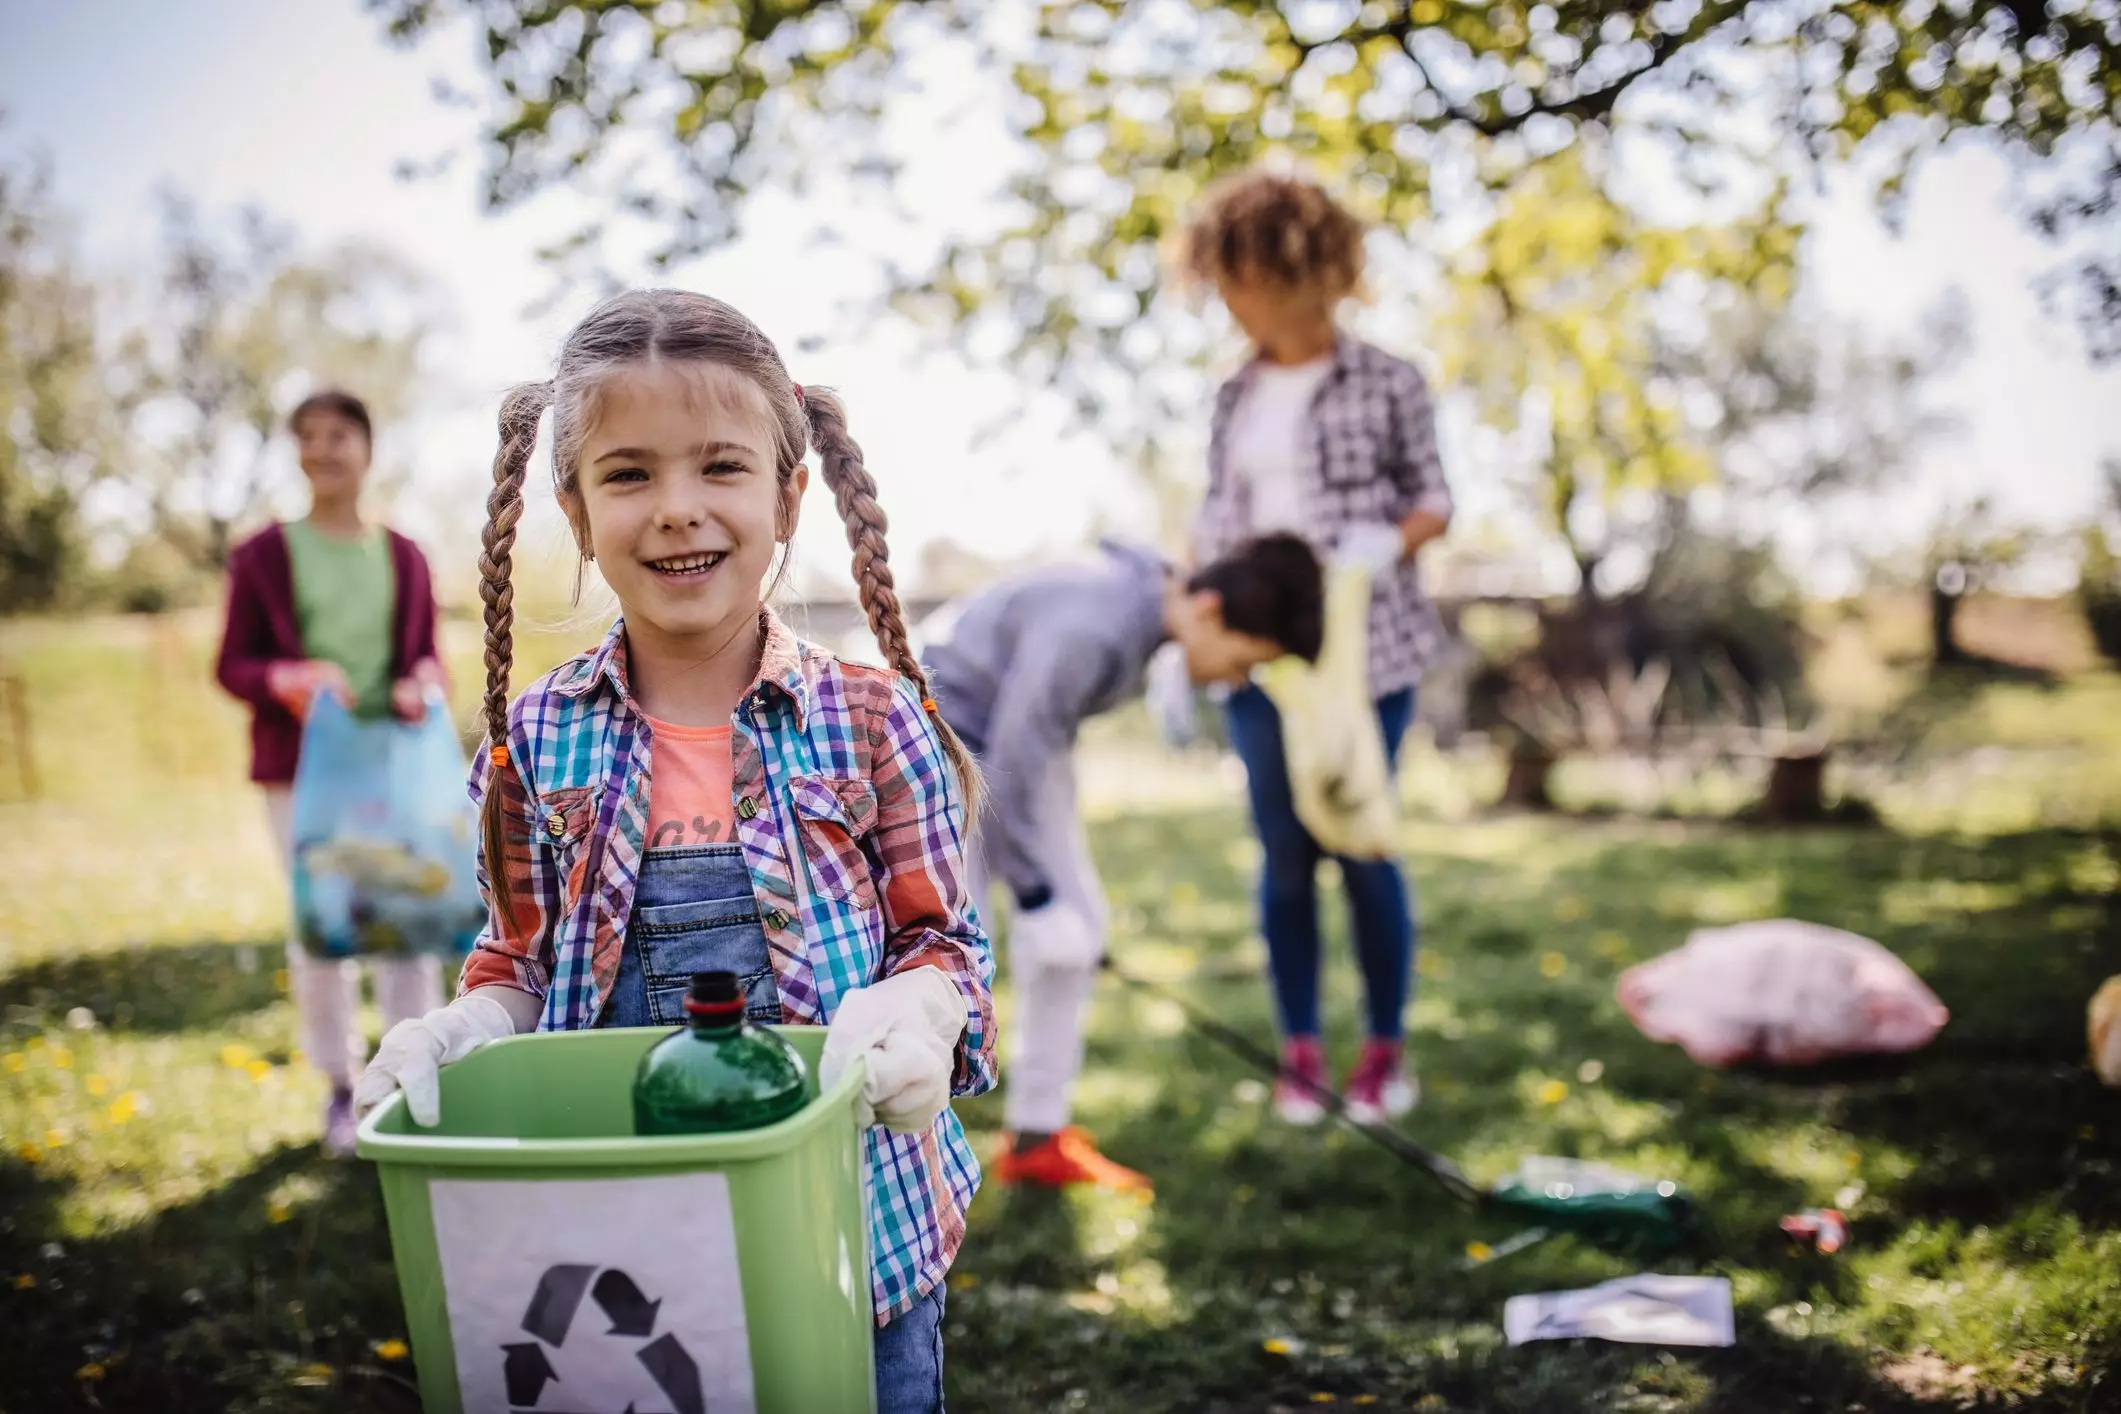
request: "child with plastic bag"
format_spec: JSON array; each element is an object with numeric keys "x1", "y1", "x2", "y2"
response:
[{"x1": 214, "y1": 390, "x2": 450, "y2": 1156}]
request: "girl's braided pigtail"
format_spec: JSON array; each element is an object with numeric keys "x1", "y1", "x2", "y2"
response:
[
  {"x1": 478, "y1": 380, "x2": 554, "y2": 934},
  {"x1": 803, "y1": 386, "x2": 982, "y2": 816}
]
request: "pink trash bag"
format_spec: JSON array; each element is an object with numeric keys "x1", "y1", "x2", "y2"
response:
[{"x1": 1616, "y1": 920, "x2": 1948, "y2": 1067}]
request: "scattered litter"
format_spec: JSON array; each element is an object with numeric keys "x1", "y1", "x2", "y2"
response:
[
  {"x1": 2091, "y1": 975, "x2": 2121, "y2": 1088},
  {"x1": 1503, "y1": 1274, "x2": 1735, "y2": 1348},
  {"x1": 1616, "y1": 919, "x2": 1948, "y2": 1067},
  {"x1": 1779, "y1": 1208, "x2": 1850, "y2": 1254},
  {"x1": 1458, "y1": 1227, "x2": 1553, "y2": 1270}
]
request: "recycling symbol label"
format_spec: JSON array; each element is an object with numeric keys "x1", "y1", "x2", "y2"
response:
[
  {"x1": 428, "y1": 1173, "x2": 757, "y2": 1414},
  {"x1": 503, "y1": 1265, "x2": 703, "y2": 1412}
]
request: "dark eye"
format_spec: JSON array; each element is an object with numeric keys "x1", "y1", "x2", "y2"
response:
[
  {"x1": 604, "y1": 466, "x2": 649, "y2": 484},
  {"x1": 705, "y1": 459, "x2": 749, "y2": 478}
]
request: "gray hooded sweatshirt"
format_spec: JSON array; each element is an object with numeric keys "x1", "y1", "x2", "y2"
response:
[{"x1": 922, "y1": 541, "x2": 1170, "y2": 903}]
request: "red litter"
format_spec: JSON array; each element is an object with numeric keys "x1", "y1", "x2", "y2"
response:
[{"x1": 1780, "y1": 1208, "x2": 1849, "y2": 1254}]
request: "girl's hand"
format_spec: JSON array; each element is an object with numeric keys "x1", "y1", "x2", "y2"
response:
[
  {"x1": 820, "y1": 968, "x2": 968, "y2": 1133},
  {"x1": 352, "y1": 992, "x2": 521, "y2": 1128},
  {"x1": 267, "y1": 660, "x2": 353, "y2": 719}
]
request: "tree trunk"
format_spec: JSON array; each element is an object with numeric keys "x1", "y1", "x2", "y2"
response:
[
  {"x1": 1501, "y1": 747, "x2": 1557, "y2": 811},
  {"x1": 1930, "y1": 581, "x2": 1966, "y2": 666},
  {"x1": 1761, "y1": 749, "x2": 1828, "y2": 824}
]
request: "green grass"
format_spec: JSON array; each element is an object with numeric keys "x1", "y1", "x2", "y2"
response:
[{"x1": 2, "y1": 614, "x2": 2119, "y2": 1411}]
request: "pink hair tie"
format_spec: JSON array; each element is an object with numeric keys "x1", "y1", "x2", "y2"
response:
[{"x1": 793, "y1": 382, "x2": 805, "y2": 405}]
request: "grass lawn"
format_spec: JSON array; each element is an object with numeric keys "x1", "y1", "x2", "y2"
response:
[{"x1": 2, "y1": 614, "x2": 2118, "y2": 1412}]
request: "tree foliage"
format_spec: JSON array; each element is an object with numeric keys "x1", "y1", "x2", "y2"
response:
[
  {"x1": 374, "y1": 0, "x2": 2121, "y2": 366},
  {"x1": 118, "y1": 196, "x2": 434, "y2": 575},
  {"x1": 0, "y1": 151, "x2": 121, "y2": 613}
]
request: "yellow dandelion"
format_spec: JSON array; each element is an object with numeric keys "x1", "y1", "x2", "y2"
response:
[
  {"x1": 1553, "y1": 896, "x2": 1588, "y2": 923},
  {"x1": 1355, "y1": 1399, "x2": 1380, "y2": 1408},
  {"x1": 14, "y1": 1273, "x2": 36, "y2": 1289},
  {"x1": 1311, "y1": 1396, "x2": 1339, "y2": 1405},
  {"x1": 246, "y1": 1060, "x2": 272, "y2": 1082},
  {"x1": 372, "y1": 1339, "x2": 410, "y2": 1361},
  {"x1": 1538, "y1": 952, "x2": 1568, "y2": 980},
  {"x1": 76, "y1": 1362, "x2": 106, "y2": 1382},
  {"x1": 220, "y1": 1044, "x2": 253, "y2": 1069},
  {"x1": 1535, "y1": 1079, "x2": 1569, "y2": 1106},
  {"x1": 26, "y1": 1036, "x2": 45, "y2": 1051},
  {"x1": 109, "y1": 1094, "x2": 138, "y2": 1125},
  {"x1": 267, "y1": 1201, "x2": 292, "y2": 1224},
  {"x1": 949, "y1": 1273, "x2": 981, "y2": 1291},
  {"x1": 1592, "y1": 930, "x2": 1629, "y2": 958},
  {"x1": 3, "y1": 1053, "x2": 23, "y2": 1074},
  {"x1": 43, "y1": 1129, "x2": 67, "y2": 1148},
  {"x1": 291, "y1": 1361, "x2": 334, "y2": 1387},
  {"x1": 50, "y1": 1047, "x2": 73, "y2": 1070},
  {"x1": 86, "y1": 1075, "x2": 110, "y2": 1097},
  {"x1": 1262, "y1": 1338, "x2": 1294, "y2": 1356},
  {"x1": 274, "y1": 968, "x2": 292, "y2": 995},
  {"x1": 17, "y1": 1143, "x2": 41, "y2": 1164}
]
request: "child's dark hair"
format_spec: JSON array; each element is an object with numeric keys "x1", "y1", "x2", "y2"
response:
[
  {"x1": 1188, "y1": 533, "x2": 1326, "y2": 663},
  {"x1": 1174, "y1": 169, "x2": 1365, "y2": 298},
  {"x1": 476, "y1": 291, "x2": 980, "y2": 926},
  {"x1": 288, "y1": 389, "x2": 373, "y2": 445}
]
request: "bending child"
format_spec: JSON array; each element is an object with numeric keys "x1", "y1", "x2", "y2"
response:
[
  {"x1": 352, "y1": 290, "x2": 995, "y2": 1414},
  {"x1": 925, "y1": 534, "x2": 1323, "y2": 1190}
]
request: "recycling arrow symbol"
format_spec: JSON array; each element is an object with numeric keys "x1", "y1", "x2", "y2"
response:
[{"x1": 503, "y1": 1263, "x2": 705, "y2": 1413}]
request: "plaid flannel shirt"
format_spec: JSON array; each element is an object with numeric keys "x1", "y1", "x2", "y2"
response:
[
  {"x1": 459, "y1": 611, "x2": 997, "y2": 1324},
  {"x1": 1195, "y1": 335, "x2": 1455, "y2": 695}
]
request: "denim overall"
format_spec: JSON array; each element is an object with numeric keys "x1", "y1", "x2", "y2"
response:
[
  {"x1": 604, "y1": 844, "x2": 779, "y2": 1028},
  {"x1": 603, "y1": 841, "x2": 948, "y2": 1412}
]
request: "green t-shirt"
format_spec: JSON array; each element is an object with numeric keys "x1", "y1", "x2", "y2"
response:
[{"x1": 284, "y1": 519, "x2": 396, "y2": 717}]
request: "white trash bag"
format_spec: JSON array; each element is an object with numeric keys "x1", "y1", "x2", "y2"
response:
[{"x1": 1616, "y1": 919, "x2": 1948, "y2": 1067}]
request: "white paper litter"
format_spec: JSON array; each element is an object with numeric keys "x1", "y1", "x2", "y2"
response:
[{"x1": 1503, "y1": 1274, "x2": 1735, "y2": 1348}]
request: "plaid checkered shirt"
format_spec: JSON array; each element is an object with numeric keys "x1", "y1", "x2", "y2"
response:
[
  {"x1": 1194, "y1": 335, "x2": 1456, "y2": 695},
  {"x1": 459, "y1": 611, "x2": 997, "y2": 1324}
]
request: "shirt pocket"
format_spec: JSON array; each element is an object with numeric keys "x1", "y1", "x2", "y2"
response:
[
  {"x1": 530, "y1": 784, "x2": 599, "y2": 902},
  {"x1": 1312, "y1": 392, "x2": 1396, "y2": 493},
  {"x1": 788, "y1": 772, "x2": 880, "y2": 911}
]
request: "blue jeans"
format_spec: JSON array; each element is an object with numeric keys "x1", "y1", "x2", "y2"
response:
[
  {"x1": 874, "y1": 1283, "x2": 947, "y2": 1413},
  {"x1": 1224, "y1": 685, "x2": 1418, "y2": 1041}
]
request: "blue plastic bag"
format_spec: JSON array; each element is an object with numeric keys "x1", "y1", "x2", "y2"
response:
[{"x1": 290, "y1": 691, "x2": 484, "y2": 960}]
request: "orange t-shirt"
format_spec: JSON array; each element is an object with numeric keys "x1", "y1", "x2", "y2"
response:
[{"x1": 643, "y1": 716, "x2": 737, "y2": 850}]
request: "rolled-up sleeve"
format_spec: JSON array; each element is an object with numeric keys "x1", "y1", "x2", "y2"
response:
[
  {"x1": 457, "y1": 709, "x2": 560, "y2": 1002},
  {"x1": 868, "y1": 678, "x2": 998, "y2": 1098}
]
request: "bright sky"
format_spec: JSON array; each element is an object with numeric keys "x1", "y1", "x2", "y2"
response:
[{"x1": 4, "y1": 0, "x2": 2115, "y2": 599}]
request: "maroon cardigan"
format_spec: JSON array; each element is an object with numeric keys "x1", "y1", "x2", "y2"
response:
[{"x1": 215, "y1": 522, "x2": 440, "y2": 783}]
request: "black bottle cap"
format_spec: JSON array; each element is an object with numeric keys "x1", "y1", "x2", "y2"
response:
[{"x1": 684, "y1": 971, "x2": 745, "y2": 1017}]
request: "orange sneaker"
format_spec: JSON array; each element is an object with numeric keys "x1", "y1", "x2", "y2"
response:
[{"x1": 992, "y1": 1127, "x2": 1153, "y2": 1193}]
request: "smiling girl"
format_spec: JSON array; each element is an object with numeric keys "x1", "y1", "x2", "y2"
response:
[{"x1": 352, "y1": 291, "x2": 994, "y2": 1412}]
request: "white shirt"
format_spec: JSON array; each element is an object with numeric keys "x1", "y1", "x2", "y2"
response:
[{"x1": 1227, "y1": 358, "x2": 1333, "y2": 536}]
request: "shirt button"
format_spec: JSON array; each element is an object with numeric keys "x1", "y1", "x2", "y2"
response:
[
  {"x1": 765, "y1": 909, "x2": 791, "y2": 931},
  {"x1": 544, "y1": 814, "x2": 566, "y2": 839},
  {"x1": 736, "y1": 796, "x2": 760, "y2": 821}
]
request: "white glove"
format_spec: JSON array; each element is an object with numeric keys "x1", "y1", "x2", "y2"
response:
[
  {"x1": 1010, "y1": 900, "x2": 1104, "y2": 970},
  {"x1": 1144, "y1": 640, "x2": 1198, "y2": 747},
  {"x1": 820, "y1": 968, "x2": 968, "y2": 1133},
  {"x1": 352, "y1": 992, "x2": 519, "y2": 1128},
  {"x1": 1335, "y1": 522, "x2": 1405, "y2": 576}
]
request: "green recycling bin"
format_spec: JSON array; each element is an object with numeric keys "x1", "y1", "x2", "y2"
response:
[{"x1": 356, "y1": 1026, "x2": 874, "y2": 1414}]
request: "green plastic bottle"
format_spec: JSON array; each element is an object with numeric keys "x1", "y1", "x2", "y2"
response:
[{"x1": 633, "y1": 971, "x2": 810, "y2": 1135}]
